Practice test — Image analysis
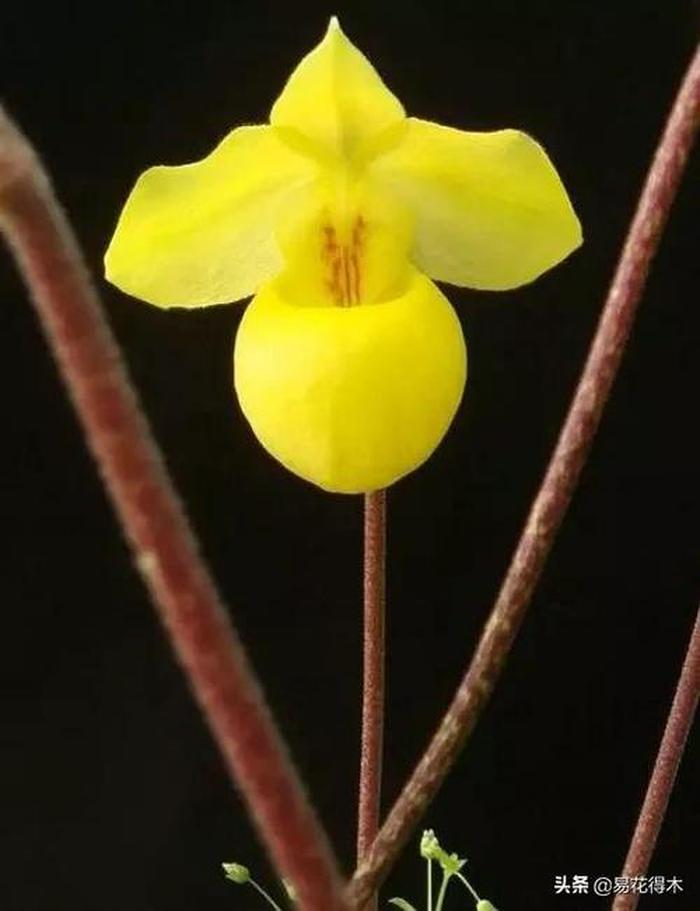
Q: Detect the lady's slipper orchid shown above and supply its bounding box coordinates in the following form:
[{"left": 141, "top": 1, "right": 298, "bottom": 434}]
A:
[{"left": 105, "top": 18, "right": 581, "bottom": 494}]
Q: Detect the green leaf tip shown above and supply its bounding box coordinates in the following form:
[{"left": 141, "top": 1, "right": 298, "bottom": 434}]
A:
[{"left": 389, "top": 898, "right": 419, "bottom": 911}]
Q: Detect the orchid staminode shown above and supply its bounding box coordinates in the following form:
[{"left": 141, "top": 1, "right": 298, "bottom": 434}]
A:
[{"left": 105, "top": 17, "right": 581, "bottom": 493}]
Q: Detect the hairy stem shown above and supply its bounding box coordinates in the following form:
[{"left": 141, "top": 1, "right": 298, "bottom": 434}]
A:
[
  {"left": 358, "top": 490, "right": 387, "bottom": 910},
  {"left": 0, "top": 108, "right": 347, "bottom": 911},
  {"left": 611, "top": 606, "right": 700, "bottom": 911},
  {"left": 347, "top": 42, "right": 700, "bottom": 909}
]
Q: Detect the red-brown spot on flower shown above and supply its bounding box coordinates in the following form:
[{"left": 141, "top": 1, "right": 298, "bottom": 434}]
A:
[{"left": 320, "top": 215, "right": 367, "bottom": 306}]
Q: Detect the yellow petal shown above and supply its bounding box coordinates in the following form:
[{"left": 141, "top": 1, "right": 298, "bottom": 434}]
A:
[
  {"left": 234, "top": 270, "right": 467, "bottom": 493},
  {"left": 105, "top": 126, "right": 315, "bottom": 308},
  {"left": 371, "top": 118, "right": 582, "bottom": 290},
  {"left": 270, "top": 18, "right": 405, "bottom": 163}
]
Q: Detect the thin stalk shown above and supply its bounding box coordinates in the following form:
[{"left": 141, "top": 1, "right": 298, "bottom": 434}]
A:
[
  {"left": 250, "top": 878, "right": 286, "bottom": 911},
  {"left": 611, "top": 607, "right": 700, "bottom": 911},
  {"left": 433, "top": 873, "right": 451, "bottom": 911},
  {"left": 347, "top": 42, "right": 700, "bottom": 909},
  {"left": 455, "top": 872, "right": 480, "bottom": 904},
  {"left": 0, "top": 108, "right": 347, "bottom": 911},
  {"left": 427, "top": 858, "right": 433, "bottom": 911},
  {"left": 358, "top": 489, "right": 387, "bottom": 910}
]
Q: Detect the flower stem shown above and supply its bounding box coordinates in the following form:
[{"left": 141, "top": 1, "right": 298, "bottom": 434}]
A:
[
  {"left": 358, "top": 490, "right": 387, "bottom": 909},
  {"left": 433, "top": 872, "right": 451, "bottom": 911},
  {"left": 611, "top": 606, "right": 700, "bottom": 911},
  {"left": 347, "top": 41, "right": 700, "bottom": 910},
  {"left": 0, "top": 107, "right": 347, "bottom": 911},
  {"left": 250, "top": 877, "right": 286, "bottom": 911},
  {"left": 455, "top": 872, "right": 480, "bottom": 904}
]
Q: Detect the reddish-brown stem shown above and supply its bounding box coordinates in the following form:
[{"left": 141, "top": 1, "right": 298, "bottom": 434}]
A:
[
  {"left": 611, "top": 607, "right": 700, "bottom": 911},
  {"left": 0, "top": 109, "right": 347, "bottom": 911},
  {"left": 347, "top": 43, "right": 700, "bottom": 909},
  {"left": 358, "top": 490, "right": 387, "bottom": 910}
]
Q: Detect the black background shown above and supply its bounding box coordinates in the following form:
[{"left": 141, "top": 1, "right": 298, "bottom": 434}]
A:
[{"left": 1, "top": 2, "right": 699, "bottom": 909}]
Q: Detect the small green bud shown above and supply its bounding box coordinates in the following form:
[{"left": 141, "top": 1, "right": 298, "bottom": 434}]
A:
[
  {"left": 420, "top": 831, "right": 466, "bottom": 874},
  {"left": 222, "top": 861, "right": 250, "bottom": 884},
  {"left": 442, "top": 851, "right": 466, "bottom": 875},
  {"left": 420, "top": 829, "right": 440, "bottom": 861},
  {"left": 476, "top": 901, "right": 497, "bottom": 911}
]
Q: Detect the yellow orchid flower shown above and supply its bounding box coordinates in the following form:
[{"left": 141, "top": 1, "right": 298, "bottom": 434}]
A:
[{"left": 105, "top": 17, "right": 581, "bottom": 494}]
